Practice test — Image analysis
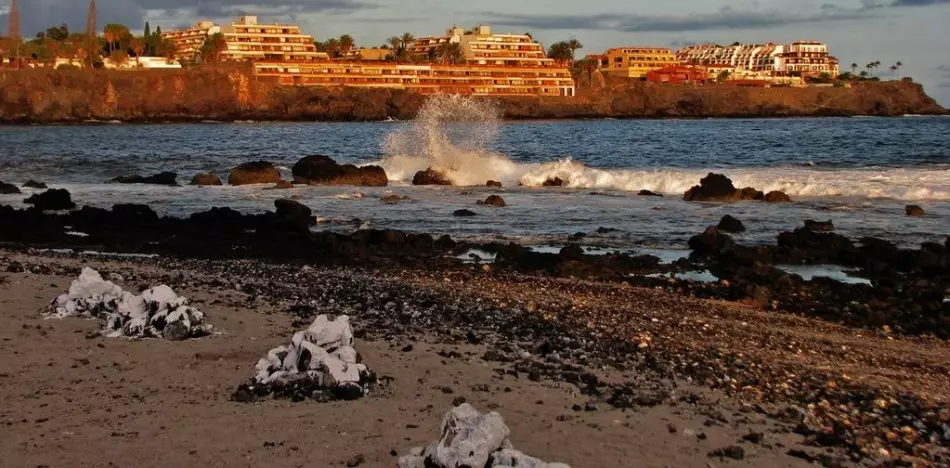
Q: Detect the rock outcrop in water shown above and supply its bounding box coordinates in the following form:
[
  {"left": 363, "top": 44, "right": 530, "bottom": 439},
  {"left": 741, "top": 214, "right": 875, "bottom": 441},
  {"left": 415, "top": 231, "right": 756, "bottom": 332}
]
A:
[
  {"left": 228, "top": 161, "right": 281, "bottom": 186},
  {"left": 0, "top": 68, "right": 943, "bottom": 123},
  {"left": 190, "top": 173, "right": 223, "bottom": 186},
  {"left": 412, "top": 168, "right": 452, "bottom": 186},
  {"left": 684, "top": 173, "right": 791, "bottom": 203},
  {"left": 0, "top": 180, "right": 21, "bottom": 194},
  {"left": 24, "top": 188, "right": 75, "bottom": 210},
  {"left": 292, "top": 155, "right": 388, "bottom": 187},
  {"left": 110, "top": 171, "right": 178, "bottom": 186}
]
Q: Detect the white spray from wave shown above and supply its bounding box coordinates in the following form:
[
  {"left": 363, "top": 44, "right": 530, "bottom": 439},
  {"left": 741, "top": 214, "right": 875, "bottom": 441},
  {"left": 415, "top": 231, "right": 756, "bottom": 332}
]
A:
[
  {"left": 380, "top": 94, "right": 522, "bottom": 186},
  {"left": 375, "top": 95, "right": 950, "bottom": 200}
]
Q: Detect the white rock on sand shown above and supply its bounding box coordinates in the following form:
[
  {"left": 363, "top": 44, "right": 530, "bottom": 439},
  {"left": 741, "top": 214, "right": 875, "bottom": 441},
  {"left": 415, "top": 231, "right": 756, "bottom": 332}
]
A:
[
  {"left": 251, "top": 314, "right": 374, "bottom": 398},
  {"left": 399, "top": 404, "right": 570, "bottom": 468},
  {"left": 49, "top": 267, "right": 211, "bottom": 340}
]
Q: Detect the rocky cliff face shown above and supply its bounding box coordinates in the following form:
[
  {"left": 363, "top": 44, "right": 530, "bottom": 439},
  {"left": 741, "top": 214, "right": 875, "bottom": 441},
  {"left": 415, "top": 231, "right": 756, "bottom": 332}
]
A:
[{"left": 0, "top": 67, "right": 944, "bottom": 123}]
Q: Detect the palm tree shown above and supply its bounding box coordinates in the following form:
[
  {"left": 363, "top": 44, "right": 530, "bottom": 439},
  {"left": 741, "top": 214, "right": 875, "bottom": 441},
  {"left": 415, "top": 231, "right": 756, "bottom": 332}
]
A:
[
  {"left": 400, "top": 32, "right": 415, "bottom": 57},
  {"left": 567, "top": 38, "right": 583, "bottom": 64},
  {"left": 200, "top": 33, "right": 227, "bottom": 64},
  {"left": 339, "top": 34, "right": 355, "bottom": 55},
  {"left": 387, "top": 36, "right": 402, "bottom": 59},
  {"left": 850, "top": 62, "right": 857, "bottom": 74},
  {"left": 524, "top": 32, "right": 533, "bottom": 40},
  {"left": 325, "top": 38, "right": 340, "bottom": 58},
  {"left": 894, "top": 61, "right": 902, "bottom": 78},
  {"left": 547, "top": 41, "right": 572, "bottom": 64},
  {"left": 438, "top": 42, "right": 463, "bottom": 64}
]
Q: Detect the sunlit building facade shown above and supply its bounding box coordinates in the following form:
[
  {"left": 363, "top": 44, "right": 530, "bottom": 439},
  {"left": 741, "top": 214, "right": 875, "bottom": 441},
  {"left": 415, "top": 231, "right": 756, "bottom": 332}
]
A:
[{"left": 596, "top": 47, "right": 679, "bottom": 78}]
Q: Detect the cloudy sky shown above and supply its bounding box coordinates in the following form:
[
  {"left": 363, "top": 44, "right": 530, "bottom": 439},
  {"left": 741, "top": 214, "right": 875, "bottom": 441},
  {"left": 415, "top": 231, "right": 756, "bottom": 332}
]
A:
[{"left": 3, "top": 0, "right": 949, "bottom": 105}]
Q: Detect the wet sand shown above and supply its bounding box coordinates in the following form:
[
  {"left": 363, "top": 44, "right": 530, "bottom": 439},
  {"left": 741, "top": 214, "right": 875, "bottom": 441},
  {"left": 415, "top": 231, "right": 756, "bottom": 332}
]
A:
[{"left": 1, "top": 250, "right": 947, "bottom": 466}]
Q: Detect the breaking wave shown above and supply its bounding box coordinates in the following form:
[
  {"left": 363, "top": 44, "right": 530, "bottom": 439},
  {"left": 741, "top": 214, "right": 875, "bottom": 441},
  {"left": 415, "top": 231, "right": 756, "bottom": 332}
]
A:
[{"left": 376, "top": 95, "right": 950, "bottom": 200}]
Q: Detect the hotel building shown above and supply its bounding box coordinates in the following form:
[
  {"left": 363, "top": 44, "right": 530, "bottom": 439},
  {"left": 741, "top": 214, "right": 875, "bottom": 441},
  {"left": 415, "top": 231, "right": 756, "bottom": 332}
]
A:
[
  {"left": 676, "top": 41, "right": 838, "bottom": 78},
  {"left": 163, "top": 16, "right": 328, "bottom": 63},
  {"left": 164, "top": 19, "right": 574, "bottom": 96},
  {"left": 254, "top": 61, "right": 575, "bottom": 96},
  {"left": 410, "top": 25, "right": 551, "bottom": 66},
  {"left": 595, "top": 47, "right": 679, "bottom": 78},
  {"left": 162, "top": 21, "right": 218, "bottom": 62}
]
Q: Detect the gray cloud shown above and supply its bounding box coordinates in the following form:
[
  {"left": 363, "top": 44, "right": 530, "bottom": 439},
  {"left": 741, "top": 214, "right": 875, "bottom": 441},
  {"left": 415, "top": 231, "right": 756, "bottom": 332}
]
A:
[
  {"left": 3, "top": 0, "right": 374, "bottom": 36},
  {"left": 890, "top": 0, "right": 950, "bottom": 6},
  {"left": 483, "top": 6, "right": 880, "bottom": 33},
  {"left": 145, "top": 0, "right": 374, "bottom": 20},
  {"left": 3, "top": 0, "right": 143, "bottom": 37}
]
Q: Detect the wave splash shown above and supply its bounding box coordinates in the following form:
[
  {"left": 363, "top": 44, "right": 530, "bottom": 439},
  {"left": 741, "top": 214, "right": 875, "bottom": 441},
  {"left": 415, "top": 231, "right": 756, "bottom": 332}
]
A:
[
  {"left": 376, "top": 95, "right": 950, "bottom": 200},
  {"left": 380, "top": 94, "right": 521, "bottom": 186}
]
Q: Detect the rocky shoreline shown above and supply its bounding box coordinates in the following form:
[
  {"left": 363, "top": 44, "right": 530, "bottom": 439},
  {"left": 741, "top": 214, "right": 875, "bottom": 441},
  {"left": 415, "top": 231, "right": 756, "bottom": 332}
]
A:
[
  {"left": 0, "top": 166, "right": 948, "bottom": 464},
  {"left": 0, "top": 68, "right": 945, "bottom": 124}
]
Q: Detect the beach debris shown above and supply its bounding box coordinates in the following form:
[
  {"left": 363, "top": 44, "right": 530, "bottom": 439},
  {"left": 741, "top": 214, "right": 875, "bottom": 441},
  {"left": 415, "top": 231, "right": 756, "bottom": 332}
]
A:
[
  {"left": 49, "top": 268, "right": 211, "bottom": 340},
  {"left": 398, "top": 403, "right": 570, "bottom": 468},
  {"left": 232, "top": 314, "right": 377, "bottom": 402}
]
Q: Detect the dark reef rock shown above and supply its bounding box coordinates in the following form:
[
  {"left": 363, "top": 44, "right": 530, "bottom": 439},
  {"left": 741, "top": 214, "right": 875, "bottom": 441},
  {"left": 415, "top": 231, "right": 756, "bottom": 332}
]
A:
[
  {"left": 804, "top": 220, "right": 835, "bottom": 232},
  {"left": 683, "top": 173, "right": 764, "bottom": 202},
  {"left": 905, "top": 205, "right": 925, "bottom": 217},
  {"left": 110, "top": 171, "right": 178, "bottom": 186},
  {"left": 764, "top": 190, "right": 792, "bottom": 203},
  {"left": 23, "top": 189, "right": 75, "bottom": 211},
  {"left": 453, "top": 209, "right": 477, "bottom": 217},
  {"left": 274, "top": 199, "right": 314, "bottom": 231},
  {"left": 638, "top": 190, "right": 662, "bottom": 197},
  {"left": 542, "top": 177, "right": 565, "bottom": 187},
  {"left": 412, "top": 168, "right": 452, "bottom": 186},
  {"left": 23, "top": 180, "right": 48, "bottom": 189},
  {"left": 688, "top": 226, "right": 735, "bottom": 257},
  {"left": 190, "top": 173, "right": 223, "bottom": 186},
  {"left": 717, "top": 215, "right": 746, "bottom": 233},
  {"left": 0, "top": 180, "right": 21, "bottom": 194},
  {"left": 486, "top": 180, "right": 502, "bottom": 188},
  {"left": 292, "top": 155, "right": 388, "bottom": 187},
  {"left": 229, "top": 161, "right": 281, "bottom": 186},
  {"left": 477, "top": 195, "right": 506, "bottom": 207}
]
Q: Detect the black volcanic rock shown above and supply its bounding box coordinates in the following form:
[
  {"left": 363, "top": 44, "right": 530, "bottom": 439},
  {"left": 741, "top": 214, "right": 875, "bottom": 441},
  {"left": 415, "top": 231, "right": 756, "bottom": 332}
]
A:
[
  {"left": 22, "top": 180, "right": 48, "bottom": 189},
  {"left": 906, "top": 205, "right": 925, "bottom": 217},
  {"left": 190, "top": 173, "right": 223, "bottom": 186},
  {"left": 0, "top": 180, "right": 21, "bottom": 194},
  {"left": 717, "top": 215, "right": 746, "bottom": 233},
  {"left": 688, "top": 226, "right": 734, "bottom": 256},
  {"left": 229, "top": 161, "right": 281, "bottom": 186},
  {"left": 453, "top": 209, "right": 477, "bottom": 217},
  {"left": 110, "top": 171, "right": 178, "bottom": 186},
  {"left": 412, "top": 168, "right": 452, "bottom": 186},
  {"left": 804, "top": 219, "right": 835, "bottom": 232},
  {"left": 477, "top": 195, "right": 506, "bottom": 207},
  {"left": 683, "top": 173, "right": 764, "bottom": 202},
  {"left": 24, "top": 189, "right": 75, "bottom": 211},
  {"left": 764, "top": 190, "right": 792, "bottom": 203},
  {"left": 293, "top": 155, "right": 388, "bottom": 187},
  {"left": 274, "top": 199, "right": 314, "bottom": 231}
]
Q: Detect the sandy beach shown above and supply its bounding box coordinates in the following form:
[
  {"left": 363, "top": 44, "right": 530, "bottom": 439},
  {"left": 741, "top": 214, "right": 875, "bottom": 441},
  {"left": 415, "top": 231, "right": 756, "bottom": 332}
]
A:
[{"left": 2, "top": 249, "right": 947, "bottom": 467}]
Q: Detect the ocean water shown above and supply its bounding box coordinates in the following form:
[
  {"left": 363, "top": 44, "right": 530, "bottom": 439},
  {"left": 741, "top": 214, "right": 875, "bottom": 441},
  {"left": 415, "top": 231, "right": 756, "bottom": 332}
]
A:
[{"left": 0, "top": 96, "right": 948, "bottom": 249}]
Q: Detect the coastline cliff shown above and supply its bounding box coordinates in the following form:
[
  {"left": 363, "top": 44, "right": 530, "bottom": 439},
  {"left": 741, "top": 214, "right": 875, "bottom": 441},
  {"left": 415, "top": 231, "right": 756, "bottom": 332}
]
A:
[{"left": 0, "top": 67, "right": 945, "bottom": 124}]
